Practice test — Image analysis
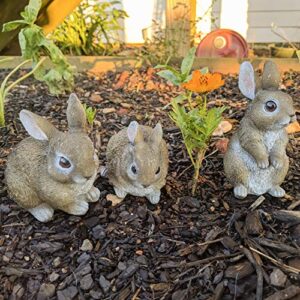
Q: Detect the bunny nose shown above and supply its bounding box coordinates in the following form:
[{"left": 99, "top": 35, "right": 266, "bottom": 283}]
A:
[{"left": 142, "top": 184, "right": 149, "bottom": 188}]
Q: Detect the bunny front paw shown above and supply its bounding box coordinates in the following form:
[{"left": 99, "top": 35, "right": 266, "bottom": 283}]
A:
[
  {"left": 87, "top": 186, "right": 100, "bottom": 202},
  {"left": 268, "top": 186, "right": 285, "bottom": 198},
  {"left": 270, "top": 156, "right": 283, "bottom": 169},
  {"left": 114, "top": 187, "right": 127, "bottom": 199},
  {"left": 256, "top": 158, "right": 269, "bottom": 169},
  {"left": 62, "top": 201, "right": 89, "bottom": 216},
  {"left": 28, "top": 203, "right": 54, "bottom": 222},
  {"left": 233, "top": 185, "right": 248, "bottom": 199},
  {"left": 146, "top": 190, "right": 161, "bottom": 204}
]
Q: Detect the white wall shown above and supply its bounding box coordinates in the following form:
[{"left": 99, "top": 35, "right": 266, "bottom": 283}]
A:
[{"left": 117, "top": 0, "right": 300, "bottom": 43}]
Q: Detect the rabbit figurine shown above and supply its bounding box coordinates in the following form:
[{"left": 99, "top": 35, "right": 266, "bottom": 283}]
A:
[
  {"left": 224, "top": 61, "right": 296, "bottom": 199},
  {"left": 5, "top": 93, "right": 100, "bottom": 222},
  {"left": 106, "top": 121, "right": 169, "bottom": 204}
]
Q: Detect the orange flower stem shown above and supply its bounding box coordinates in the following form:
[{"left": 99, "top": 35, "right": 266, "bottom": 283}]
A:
[
  {"left": 187, "top": 91, "right": 193, "bottom": 110},
  {"left": 191, "top": 147, "right": 207, "bottom": 196}
]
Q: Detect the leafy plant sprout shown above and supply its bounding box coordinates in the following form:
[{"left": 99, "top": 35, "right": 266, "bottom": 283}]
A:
[
  {"left": 156, "top": 47, "right": 225, "bottom": 195},
  {"left": 83, "top": 103, "right": 97, "bottom": 129}
]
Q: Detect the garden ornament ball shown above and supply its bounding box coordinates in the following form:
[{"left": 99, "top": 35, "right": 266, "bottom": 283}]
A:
[
  {"left": 106, "top": 121, "right": 169, "bottom": 204},
  {"left": 224, "top": 61, "right": 296, "bottom": 199},
  {"left": 5, "top": 93, "right": 100, "bottom": 222}
]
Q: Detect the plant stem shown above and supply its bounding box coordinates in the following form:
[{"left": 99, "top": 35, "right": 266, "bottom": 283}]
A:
[
  {"left": 187, "top": 91, "right": 193, "bottom": 110},
  {"left": 0, "top": 57, "right": 46, "bottom": 127},
  {"left": 5, "top": 57, "right": 46, "bottom": 94},
  {"left": 191, "top": 147, "right": 207, "bottom": 196}
]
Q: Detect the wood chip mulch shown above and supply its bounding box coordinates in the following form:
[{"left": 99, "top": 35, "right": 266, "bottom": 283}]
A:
[{"left": 0, "top": 67, "right": 299, "bottom": 300}]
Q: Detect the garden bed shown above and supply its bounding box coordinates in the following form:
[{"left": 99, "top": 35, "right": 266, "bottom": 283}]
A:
[{"left": 0, "top": 67, "right": 299, "bottom": 299}]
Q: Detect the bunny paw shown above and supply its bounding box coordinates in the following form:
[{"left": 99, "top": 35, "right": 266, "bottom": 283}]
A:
[
  {"left": 268, "top": 186, "right": 285, "bottom": 198},
  {"left": 28, "top": 203, "right": 54, "bottom": 222},
  {"left": 233, "top": 185, "right": 248, "bottom": 199},
  {"left": 87, "top": 186, "right": 100, "bottom": 202},
  {"left": 146, "top": 191, "right": 161, "bottom": 204},
  {"left": 257, "top": 158, "right": 269, "bottom": 169},
  {"left": 270, "top": 157, "right": 283, "bottom": 169},
  {"left": 114, "top": 187, "right": 127, "bottom": 199},
  {"left": 64, "top": 201, "right": 89, "bottom": 216}
]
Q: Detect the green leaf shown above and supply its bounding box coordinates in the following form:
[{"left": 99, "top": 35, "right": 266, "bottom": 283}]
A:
[
  {"left": 2, "top": 20, "right": 29, "bottom": 32},
  {"left": 20, "top": 0, "right": 42, "bottom": 24},
  {"left": 180, "top": 47, "right": 196, "bottom": 76},
  {"left": 157, "top": 70, "right": 181, "bottom": 86},
  {"left": 18, "top": 27, "right": 43, "bottom": 60}
]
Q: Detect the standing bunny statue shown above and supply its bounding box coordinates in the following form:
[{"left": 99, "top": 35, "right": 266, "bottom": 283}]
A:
[
  {"left": 106, "top": 121, "right": 169, "bottom": 204},
  {"left": 5, "top": 93, "right": 100, "bottom": 222},
  {"left": 224, "top": 61, "right": 296, "bottom": 199}
]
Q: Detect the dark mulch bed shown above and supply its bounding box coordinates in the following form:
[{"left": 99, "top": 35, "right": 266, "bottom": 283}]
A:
[{"left": 0, "top": 67, "right": 299, "bottom": 300}]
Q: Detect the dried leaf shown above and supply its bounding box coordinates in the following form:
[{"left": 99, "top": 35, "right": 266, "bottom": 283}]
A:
[
  {"left": 286, "top": 121, "right": 300, "bottom": 134},
  {"left": 212, "top": 121, "right": 232, "bottom": 136},
  {"left": 106, "top": 194, "right": 123, "bottom": 206},
  {"left": 215, "top": 138, "right": 229, "bottom": 153}
]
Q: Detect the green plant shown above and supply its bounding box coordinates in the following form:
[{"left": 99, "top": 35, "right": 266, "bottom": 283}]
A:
[
  {"left": 83, "top": 103, "right": 96, "bottom": 128},
  {"left": 50, "top": 0, "right": 128, "bottom": 56},
  {"left": 0, "top": 0, "right": 75, "bottom": 127},
  {"left": 156, "top": 47, "right": 225, "bottom": 195}
]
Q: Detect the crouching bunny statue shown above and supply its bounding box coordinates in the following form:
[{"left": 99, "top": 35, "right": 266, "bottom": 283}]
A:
[
  {"left": 224, "top": 61, "right": 296, "bottom": 199},
  {"left": 106, "top": 121, "right": 169, "bottom": 204},
  {"left": 5, "top": 93, "right": 100, "bottom": 222}
]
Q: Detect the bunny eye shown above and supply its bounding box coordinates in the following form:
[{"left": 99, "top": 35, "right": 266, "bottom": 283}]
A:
[
  {"left": 59, "top": 156, "right": 71, "bottom": 169},
  {"left": 131, "top": 165, "right": 137, "bottom": 174},
  {"left": 265, "top": 100, "right": 277, "bottom": 112},
  {"left": 155, "top": 167, "right": 160, "bottom": 175}
]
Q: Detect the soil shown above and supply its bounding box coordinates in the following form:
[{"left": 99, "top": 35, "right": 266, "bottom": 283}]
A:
[{"left": 0, "top": 67, "right": 299, "bottom": 300}]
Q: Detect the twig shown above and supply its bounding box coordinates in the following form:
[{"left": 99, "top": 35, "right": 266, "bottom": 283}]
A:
[
  {"left": 250, "top": 196, "right": 266, "bottom": 211},
  {"left": 273, "top": 210, "right": 300, "bottom": 224},
  {"left": 240, "top": 246, "right": 263, "bottom": 300},
  {"left": 254, "top": 237, "right": 300, "bottom": 255},
  {"left": 185, "top": 253, "right": 239, "bottom": 268},
  {"left": 265, "top": 285, "right": 300, "bottom": 300},
  {"left": 1, "top": 222, "right": 26, "bottom": 228},
  {"left": 249, "top": 246, "right": 300, "bottom": 274},
  {"left": 287, "top": 199, "right": 300, "bottom": 210},
  {"left": 131, "top": 287, "right": 141, "bottom": 300}
]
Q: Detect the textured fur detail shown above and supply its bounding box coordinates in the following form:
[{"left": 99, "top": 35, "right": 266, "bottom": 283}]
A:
[
  {"left": 106, "top": 123, "right": 168, "bottom": 204},
  {"left": 224, "top": 61, "right": 295, "bottom": 199},
  {"left": 5, "top": 94, "right": 100, "bottom": 222}
]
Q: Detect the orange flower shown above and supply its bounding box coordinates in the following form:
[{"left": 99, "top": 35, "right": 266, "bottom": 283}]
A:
[{"left": 181, "top": 70, "right": 224, "bottom": 93}]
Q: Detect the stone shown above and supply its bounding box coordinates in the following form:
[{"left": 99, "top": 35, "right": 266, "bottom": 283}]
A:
[
  {"left": 49, "top": 272, "right": 59, "bottom": 282},
  {"left": 99, "top": 275, "right": 110, "bottom": 293},
  {"left": 80, "top": 239, "right": 93, "bottom": 251},
  {"left": 37, "top": 283, "right": 55, "bottom": 300},
  {"left": 57, "top": 286, "right": 78, "bottom": 300},
  {"left": 270, "top": 268, "right": 287, "bottom": 287},
  {"left": 80, "top": 274, "right": 93, "bottom": 291},
  {"left": 52, "top": 256, "right": 61, "bottom": 267},
  {"left": 92, "top": 225, "right": 106, "bottom": 240}
]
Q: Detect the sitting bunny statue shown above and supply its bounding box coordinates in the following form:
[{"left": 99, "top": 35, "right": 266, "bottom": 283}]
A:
[
  {"left": 106, "top": 121, "right": 169, "bottom": 204},
  {"left": 224, "top": 61, "right": 296, "bottom": 199},
  {"left": 5, "top": 93, "right": 100, "bottom": 222}
]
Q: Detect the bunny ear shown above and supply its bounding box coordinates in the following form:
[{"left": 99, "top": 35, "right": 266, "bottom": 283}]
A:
[
  {"left": 67, "top": 93, "right": 87, "bottom": 133},
  {"left": 238, "top": 61, "right": 256, "bottom": 100},
  {"left": 127, "top": 121, "right": 143, "bottom": 144},
  {"left": 151, "top": 123, "right": 163, "bottom": 146},
  {"left": 20, "top": 110, "right": 57, "bottom": 141},
  {"left": 262, "top": 61, "right": 280, "bottom": 90}
]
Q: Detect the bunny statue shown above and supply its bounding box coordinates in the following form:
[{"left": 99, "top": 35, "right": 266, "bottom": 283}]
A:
[
  {"left": 5, "top": 93, "right": 100, "bottom": 222},
  {"left": 224, "top": 61, "right": 296, "bottom": 199}
]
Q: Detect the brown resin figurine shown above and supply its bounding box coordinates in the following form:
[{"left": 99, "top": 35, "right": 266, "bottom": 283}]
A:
[
  {"left": 5, "top": 94, "right": 100, "bottom": 222},
  {"left": 106, "top": 121, "right": 168, "bottom": 204},
  {"left": 224, "top": 61, "right": 296, "bottom": 199}
]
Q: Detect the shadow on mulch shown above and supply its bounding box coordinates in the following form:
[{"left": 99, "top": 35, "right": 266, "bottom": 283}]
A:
[{"left": 0, "top": 68, "right": 299, "bottom": 300}]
